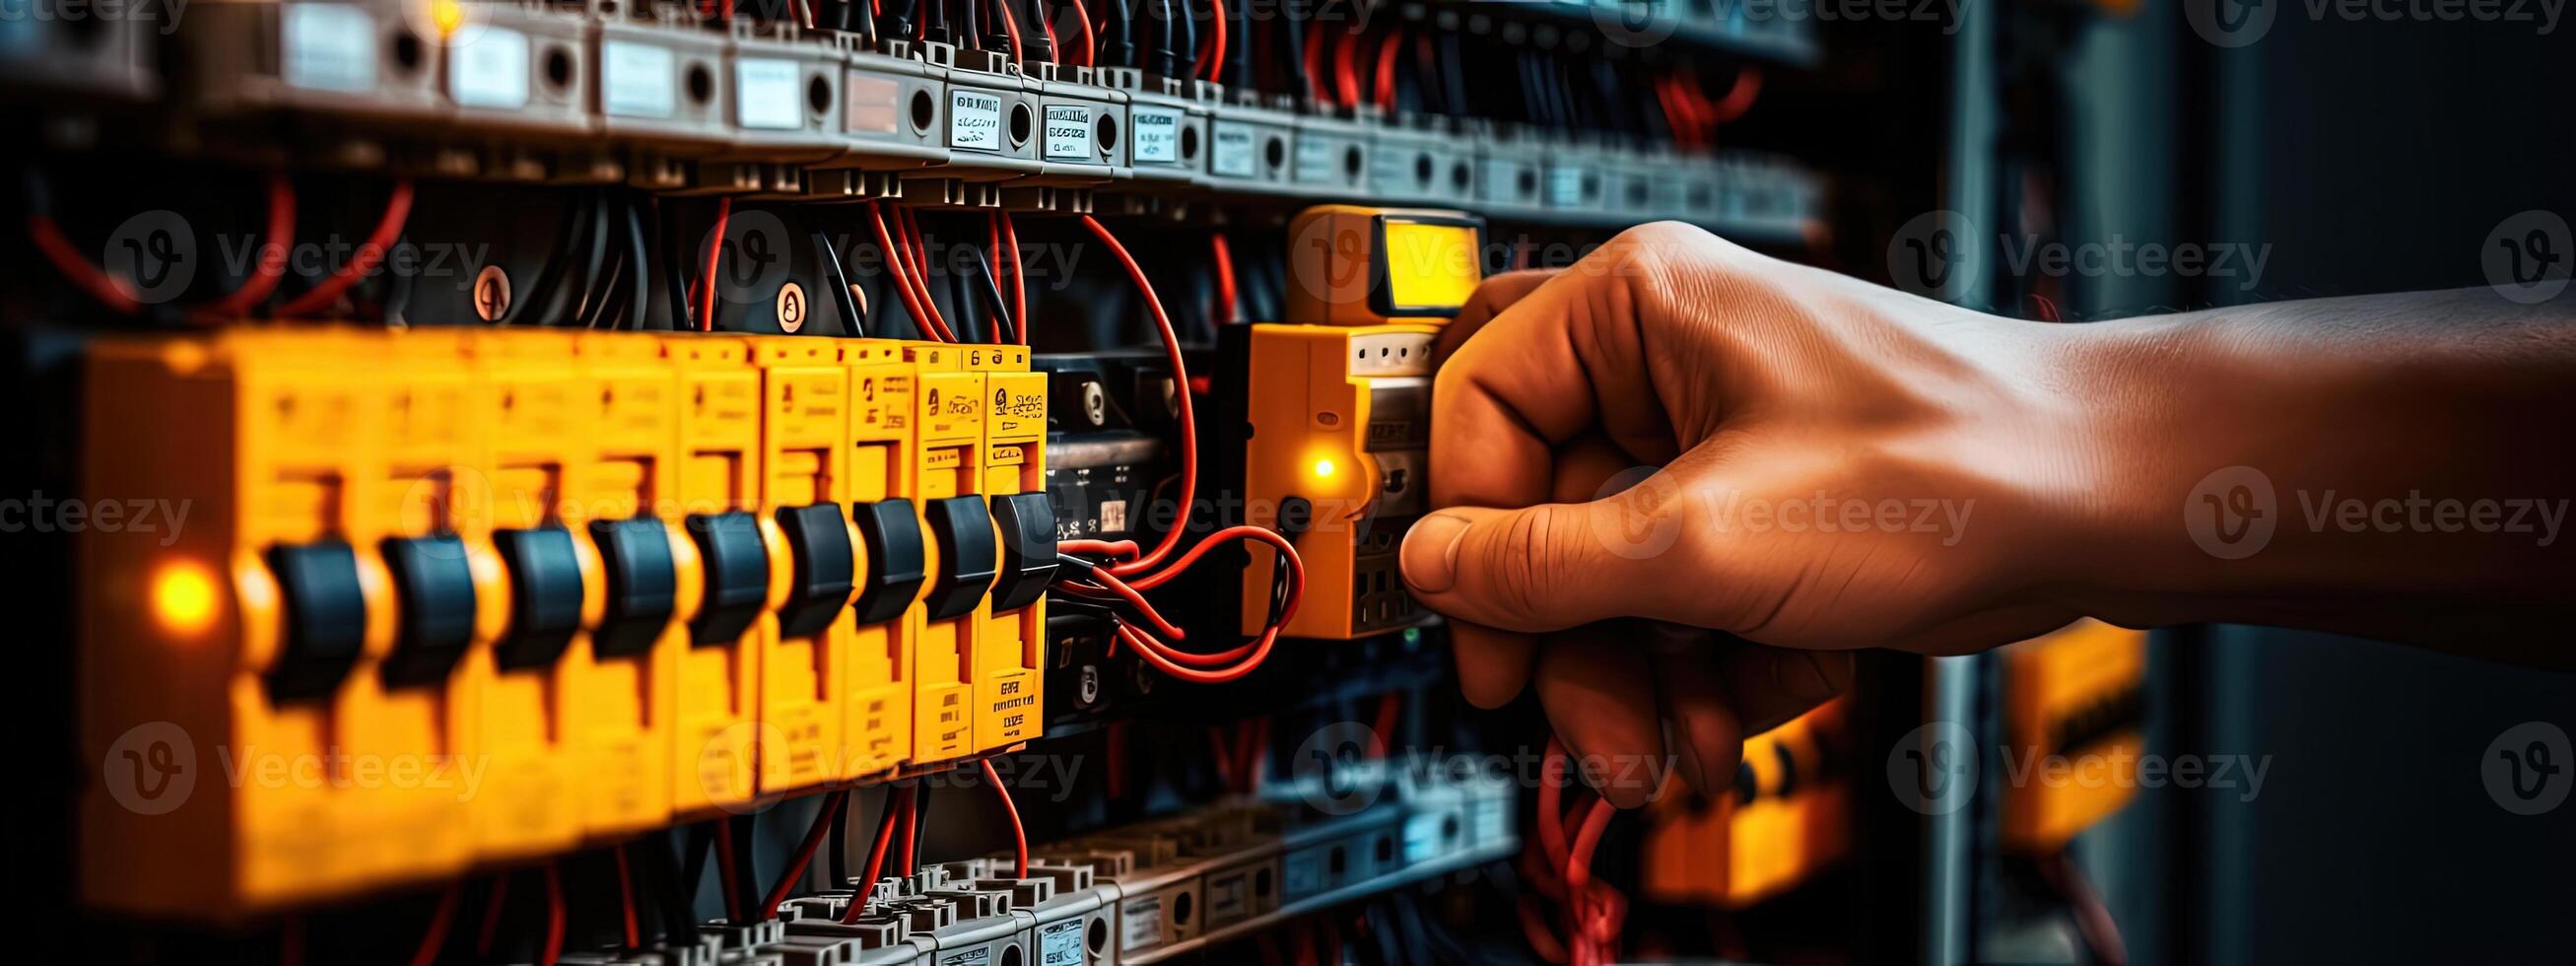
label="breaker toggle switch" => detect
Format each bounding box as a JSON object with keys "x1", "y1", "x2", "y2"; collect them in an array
[
  {"x1": 850, "y1": 498, "x2": 927, "y2": 625},
  {"x1": 985, "y1": 492, "x2": 1058, "y2": 612},
  {"x1": 264, "y1": 539, "x2": 370, "y2": 702},
  {"x1": 923, "y1": 496, "x2": 999, "y2": 621},
  {"x1": 588, "y1": 518, "x2": 679, "y2": 657},
  {"x1": 687, "y1": 511, "x2": 770, "y2": 646},
  {"x1": 493, "y1": 526, "x2": 585, "y2": 669},
  {"x1": 378, "y1": 534, "x2": 476, "y2": 687},
  {"x1": 775, "y1": 504, "x2": 856, "y2": 639}
]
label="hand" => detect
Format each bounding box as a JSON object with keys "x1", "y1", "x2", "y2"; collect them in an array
[{"x1": 1401, "y1": 223, "x2": 2108, "y2": 804}]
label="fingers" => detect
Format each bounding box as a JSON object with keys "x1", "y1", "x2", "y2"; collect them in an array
[
  {"x1": 1715, "y1": 645, "x2": 1854, "y2": 735},
  {"x1": 1441, "y1": 434, "x2": 1651, "y2": 710},
  {"x1": 1435, "y1": 268, "x2": 1558, "y2": 366},
  {"x1": 1401, "y1": 493, "x2": 1690, "y2": 634},
  {"x1": 1533, "y1": 629, "x2": 1666, "y2": 809},
  {"x1": 1648, "y1": 624, "x2": 1744, "y2": 798}
]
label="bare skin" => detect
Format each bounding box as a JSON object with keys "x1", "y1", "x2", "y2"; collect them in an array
[{"x1": 1400, "y1": 221, "x2": 2576, "y2": 806}]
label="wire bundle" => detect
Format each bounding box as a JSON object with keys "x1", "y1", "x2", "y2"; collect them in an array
[{"x1": 1518, "y1": 740, "x2": 1625, "y2": 966}]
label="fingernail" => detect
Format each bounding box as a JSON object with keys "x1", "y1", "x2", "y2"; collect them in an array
[{"x1": 1400, "y1": 513, "x2": 1471, "y2": 593}]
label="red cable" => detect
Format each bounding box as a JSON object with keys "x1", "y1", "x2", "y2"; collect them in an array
[
  {"x1": 1067, "y1": 0, "x2": 1094, "y2": 65},
  {"x1": 280, "y1": 178, "x2": 414, "y2": 317},
  {"x1": 1119, "y1": 622, "x2": 1279, "y2": 684},
  {"x1": 1301, "y1": 26, "x2": 1327, "y2": 104},
  {"x1": 611, "y1": 845, "x2": 641, "y2": 950},
  {"x1": 1563, "y1": 800, "x2": 1616, "y2": 966},
  {"x1": 895, "y1": 788, "x2": 918, "y2": 874},
  {"x1": 475, "y1": 875, "x2": 509, "y2": 956},
  {"x1": 1198, "y1": 0, "x2": 1226, "y2": 81},
  {"x1": 1537, "y1": 740, "x2": 1572, "y2": 868},
  {"x1": 1331, "y1": 29, "x2": 1362, "y2": 107},
  {"x1": 701, "y1": 197, "x2": 732, "y2": 331},
  {"x1": 1079, "y1": 216, "x2": 1197, "y2": 579},
  {"x1": 896, "y1": 207, "x2": 954, "y2": 340},
  {"x1": 27, "y1": 215, "x2": 144, "y2": 313},
  {"x1": 203, "y1": 171, "x2": 297, "y2": 318},
  {"x1": 714, "y1": 820, "x2": 744, "y2": 923},
  {"x1": 1707, "y1": 67, "x2": 1763, "y2": 124},
  {"x1": 407, "y1": 882, "x2": 463, "y2": 966},
  {"x1": 867, "y1": 203, "x2": 937, "y2": 340},
  {"x1": 1000, "y1": 212, "x2": 1025, "y2": 342},
  {"x1": 1059, "y1": 570, "x2": 1190, "y2": 641},
  {"x1": 1122, "y1": 523, "x2": 1292, "y2": 591},
  {"x1": 1209, "y1": 232, "x2": 1237, "y2": 324},
  {"x1": 982, "y1": 759, "x2": 1029, "y2": 877},
  {"x1": 540, "y1": 863, "x2": 566, "y2": 966},
  {"x1": 1371, "y1": 27, "x2": 1400, "y2": 114},
  {"x1": 841, "y1": 787, "x2": 910, "y2": 924},
  {"x1": 762, "y1": 790, "x2": 851, "y2": 920}
]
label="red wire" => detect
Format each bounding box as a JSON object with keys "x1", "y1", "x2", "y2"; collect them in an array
[
  {"x1": 762, "y1": 790, "x2": 851, "y2": 920},
  {"x1": 1563, "y1": 800, "x2": 1616, "y2": 966},
  {"x1": 203, "y1": 171, "x2": 297, "y2": 318},
  {"x1": 701, "y1": 197, "x2": 732, "y2": 331},
  {"x1": 867, "y1": 203, "x2": 935, "y2": 339},
  {"x1": 1122, "y1": 523, "x2": 1292, "y2": 591},
  {"x1": 1301, "y1": 26, "x2": 1327, "y2": 103},
  {"x1": 611, "y1": 845, "x2": 640, "y2": 949},
  {"x1": 1371, "y1": 27, "x2": 1400, "y2": 114},
  {"x1": 279, "y1": 178, "x2": 414, "y2": 317},
  {"x1": 1209, "y1": 232, "x2": 1237, "y2": 324},
  {"x1": 1058, "y1": 570, "x2": 1190, "y2": 641},
  {"x1": 982, "y1": 759, "x2": 1029, "y2": 877},
  {"x1": 1331, "y1": 30, "x2": 1362, "y2": 107},
  {"x1": 841, "y1": 787, "x2": 910, "y2": 924},
  {"x1": 1059, "y1": 538, "x2": 1139, "y2": 559},
  {"x1": 1079, "y1": 216, "x2": 1198, "y2": 579},
  {"x1": 896, "y1": 207, "x2": 955, "y2": 340},
  {"x1": 895, "y1": 788, "x2": 918, "y2": 874},
  {"x1": 475, "y1": 875, "x2": 509, "y2": 956},
  {"x1": 1000, "y1": 213, "x2": 1026, "y2": 342},
  {"x1": 1119, "y1": 620, "x2": 1280, "y2": 683},
  {"x1": 1707, "y1": 67, "x2": 1764, "y2": 124},
  {"x1": 407, "y1": 882, "x2": 463, "y2": 966},
  {"x1": 1067, "y1": 0, "x2": 1094, "y2": 65},
  {"x1": 1198, "y1": 0, "x2": 1226, "y2": 80},
  {"x1": 714, "y1": 820, "x2": 744, "y2": 923},
  {"x1": 540, "y1": 863, "x2": 566, "y2": 966},
  {"x1": 27, "y1": 215, "x2": 144, "y2": 313},
  {"x1": 1537, "y1": 740, "x2": 1572, "y2": 868}
]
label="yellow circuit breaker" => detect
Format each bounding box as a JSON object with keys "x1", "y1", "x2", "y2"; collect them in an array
[
  {"x1": 2001, "y1": 619, "x2": 2149, "y2": 853},
  {"x1": 1226, "y1": 205, "x2": 1482, "y2": 639},
  {"x1": 904, "y1": 341, "x2": 994, "y2": 764},
  {"x1": 750, "y1": 336, "x2": 857, "y2": 794},
  {"x1": 843, "y1": 340, "x2": 922, "y2": 779},
  {"x1": 456, "y1": 329, "x2": 590, "y2": 862},
  {"x1": 666, "y1": 334, "x2": 767, "y2": 817},
  {"x1": 972, "y1": 344, "x2": 1051, "y2": 754}
]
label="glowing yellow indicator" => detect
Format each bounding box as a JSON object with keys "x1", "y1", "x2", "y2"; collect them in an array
[
  {"x1": 1312, "y1": 457, "x2": 1336, "y2": 479},
  {"x1": 430, "y1": 0, "x2": 466, "y2": 37},
  {"x1": 1381, "y1": 221, "x2": 1482, "y2": 311},
  {"x1": 151, "y1": 560, "x2": 220, "y2": 636}
]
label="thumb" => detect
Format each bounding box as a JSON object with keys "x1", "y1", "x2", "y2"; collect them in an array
[{"x1": 1398, "y1": 496, "x2": 1685, "y2": 632}]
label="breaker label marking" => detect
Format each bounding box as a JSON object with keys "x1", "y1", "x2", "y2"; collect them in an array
[
  {"x1": 449, "y1": 27, "x2": 530, "y2": 109},
  {"x1": 1120, "y1": 895, "x2": 1164, "y2": 950},
  {"x1": 1130, "y1": 107, "x2": 1181, "y2": 164},
  {"x1": 735, "y1": 57, "x2": 802, "y2": 130},
  {"x1": 601, "y1": 41, "x2": 675, "y2": 119},
  {"x1": 1210, "y1": 121, "x2": 1257, "y2": 177},
  {"x1": 1040, "y1": 918, "x2": 1085, "y2": 966},
  {"x1": 1044, "y1": 104, "x2": 1095, "y2": 160},
  {"x1": 949, "y1": 89, "x2": 1004, "y2": 150},
  {"x1": 282, "y1": 4, "x2": 376, "y2": 94}
]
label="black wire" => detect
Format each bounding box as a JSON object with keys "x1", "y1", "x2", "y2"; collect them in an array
[
  {"x1": 571, "y1": 190, "x2": 614, "y2": 325},
  {"x1": 963, "y1": 245, "x2": 1016, "y2": 343},
  {"x1": 506, "y1": 193, "x2": 588, "y2": 324},
  {"x1": 1151, "y1": 0, "x2": 1177, "y2": 77},
  {"x1": 728, "y1": 812, "x2": 760, "y2": 922},
  {"x1": 813, "y1": 229, "x2": 865, "y2": 335},
  {"x1": 654, "y1": 198, "x2": 696, "y2": 329},
  {"x1": 826, "y1": 794, "x2": 850, "y2": 889},
  {"x1": 383, "y1": 236, "x2": 417, "y2": 325},
  {"x1": 624, "y1": 196, "x2": 652, "y2": 329}
]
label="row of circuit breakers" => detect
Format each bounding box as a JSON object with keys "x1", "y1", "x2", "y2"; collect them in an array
[
  {"x1": 2, "y1": 0, "x2": 1818, "y2": 235},
  {"x1": 76, "y1": 203, "x2": 1503, "y2": 923},
  {"x1": 80, "y1": 329, "x2": 1059, "y2": 919}
]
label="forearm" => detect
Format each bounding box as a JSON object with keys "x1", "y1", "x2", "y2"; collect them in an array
[{"x1": 2050, "y1": 289, "x2": 2576, "y2": 657}]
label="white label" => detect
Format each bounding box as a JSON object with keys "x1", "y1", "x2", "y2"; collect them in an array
[
  {"x1": 1119, "y1": 895, "x2": 1164, "y2": 951},
  {"x1": 847, "y1": 74, "x2": 901, "y2": 134},
  {"x1": 948, "y1": 88, "x2": 1004, "y2": 150},
  {"x1": 1043, "y1": 103, "x2": 1093, "y2": 160},
  {"x1": 1129, "y1": 106, "x2": 1180, "y2": 164},
  {"x1": 1039, "y1": 919, "x2": 1084, "y2": 966},
  {"x1": 1099, "y1": 499, "x2": 1127, "y2": 533},
  {"x1": 735, "y1": 57, "x2": 801, "y2": 130},
  {"x1": 282, "y1": 4, "x2": 376, "y2": 94},
  {"x1": 1546, "y1": 166, "x2": 1586, "y2": 206},
  {"x1": 1204, "y1": 871, "x2": 1247, "y2": 920},
  {"x1": 1209, "y1": 121, "x2": 1256, "y2": 177},
  {"x1": 448, "y1": 27, "x2": 529, "y2": 109},
  {"x1": 600, "y1": 40, "x2": 675, "y2": 119},
  {"x1": 938, "y1": 947, "x2": 991, "y2": 966}
]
